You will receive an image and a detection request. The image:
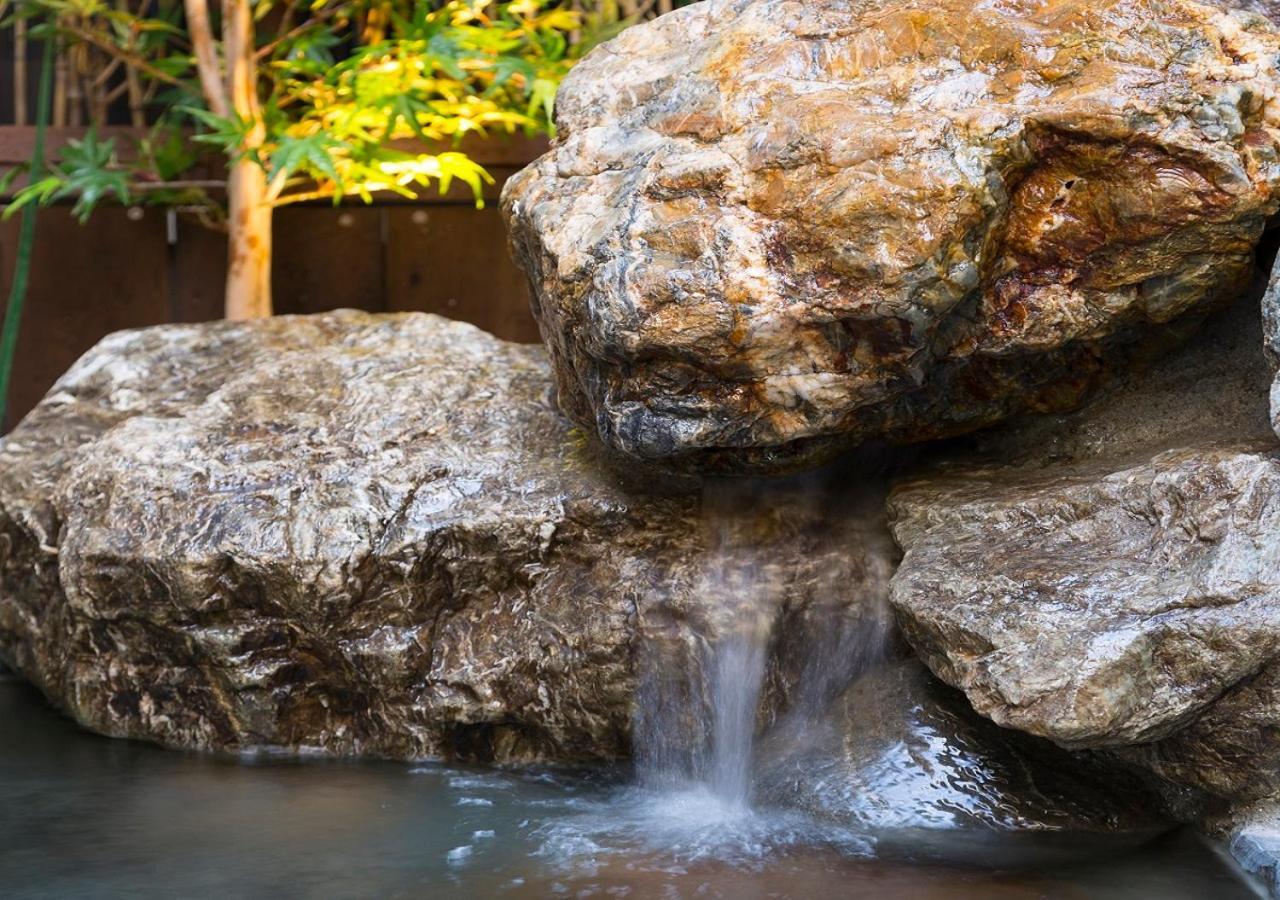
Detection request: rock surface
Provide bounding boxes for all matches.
[887,293,1280,805]
[1226,799,1280,894]
[504,0,1280,472]
[1222,0,1280,23]
[755,658,1169,856]
[0,312,891,763]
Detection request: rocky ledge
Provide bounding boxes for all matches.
[887,269,1280,820]
[0,311,893,763]
[504,0,1280,472]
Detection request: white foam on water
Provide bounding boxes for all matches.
[456,796,495,807]
[447,773,514,791]
[528,782,873,876]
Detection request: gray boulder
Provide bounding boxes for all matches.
[504,0,1280,472]
[887,293,1280,804]
[0,311,891,763]
[1220,0,1280,22]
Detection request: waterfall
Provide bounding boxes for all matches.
[531,468,893,870]
[633,471,893,812]
[633,477,784,808]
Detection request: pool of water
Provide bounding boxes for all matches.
[0,678,1264,899]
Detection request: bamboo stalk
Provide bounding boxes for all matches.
[117,0,147,125]
[124,56,146,125]
[0,17,55,430]
[65,39,85,126]
[53,31,68,126]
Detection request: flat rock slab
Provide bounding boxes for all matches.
[0,312,889,763]
[504,0,1280,472]
[887,296,1280,805]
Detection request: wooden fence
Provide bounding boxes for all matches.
[0,130,546,432]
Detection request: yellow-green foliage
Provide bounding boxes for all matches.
[3,0,597,218]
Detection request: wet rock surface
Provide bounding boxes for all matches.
[504,0,1280,472]
[755,658,1169,855]
[0,312,891,763]
[887,293,1280,805]
[1225,798,1280,894]
[1264,246,1280,433]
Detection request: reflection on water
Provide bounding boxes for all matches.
[0,681,1263,899]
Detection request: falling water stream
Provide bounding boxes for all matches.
[634,478,783,809]
[622,472,897,863]
[706,627,769,808]
[635,477,806,812]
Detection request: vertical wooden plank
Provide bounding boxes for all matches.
[0,19,14,125]
[384,205,540,344]
[0,206,168,430]
[168,213,227,323]
[272,207,384,315]
[0,213,13,430]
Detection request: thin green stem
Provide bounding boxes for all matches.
[0,21,56,430]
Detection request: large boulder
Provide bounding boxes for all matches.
[503,0,1280,472]
[886,292,1280,806]
[0,312,891,763]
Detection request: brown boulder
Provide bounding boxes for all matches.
[504,0,1280,471]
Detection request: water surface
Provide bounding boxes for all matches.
[0,680,1263,899]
